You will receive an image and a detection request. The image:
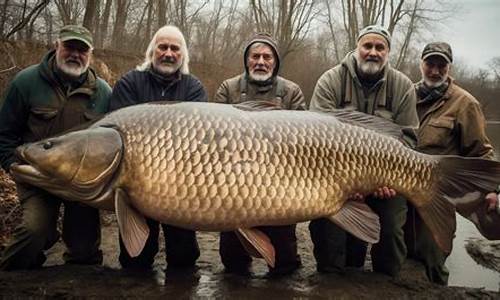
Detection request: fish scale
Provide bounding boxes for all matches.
[13,102,500,254]
[100,103,427,230]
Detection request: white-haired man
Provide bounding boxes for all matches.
[308,25,418,276]
[0,25,111,270]
[110,25,207,271]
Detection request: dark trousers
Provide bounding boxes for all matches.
[309,195,407,276]
[219,224,301,274]
[119,217,200,269]
[404,203,449,285]
[0,184,102,270]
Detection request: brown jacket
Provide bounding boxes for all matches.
[213,74,306,110]
[416,79,494,158]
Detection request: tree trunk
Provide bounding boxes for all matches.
[96,0,112,48]
[83,0,98,33]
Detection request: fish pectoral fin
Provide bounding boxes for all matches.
[114,188,149,257]
[236,228,276,268]
[328,201,380,244]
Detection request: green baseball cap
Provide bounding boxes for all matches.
[59,25,93,48]
[421,42,453,63]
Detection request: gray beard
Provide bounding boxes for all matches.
[56,57,89,78]
[354,51,387,76]
[423,75,448,88]
[153,60,181,75]
[249,71,272,82]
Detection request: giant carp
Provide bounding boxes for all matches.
[10,102,500,266]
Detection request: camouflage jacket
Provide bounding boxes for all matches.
[416,78,494,158]
[309,51,418,127]
[0,50,111,170]
[213,73,306,111]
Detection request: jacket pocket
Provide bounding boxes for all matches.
[419,116,455,148]
[28,107,59,140]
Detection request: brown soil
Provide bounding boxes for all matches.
[1,170,499,299]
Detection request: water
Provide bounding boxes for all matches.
[445,122,500,291]
[447,215,500,291]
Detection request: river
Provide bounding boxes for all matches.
[445,122,500,291]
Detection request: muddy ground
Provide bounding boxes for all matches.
[1,170,499,298]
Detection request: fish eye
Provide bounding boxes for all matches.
[43,141,53,150]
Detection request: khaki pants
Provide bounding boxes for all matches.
[0,183,102,271]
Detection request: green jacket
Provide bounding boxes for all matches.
[0,50,111,170]
[309,51,418,127]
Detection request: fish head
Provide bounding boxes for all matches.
[10,126,122,208]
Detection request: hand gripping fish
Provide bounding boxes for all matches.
[10,102,500,267]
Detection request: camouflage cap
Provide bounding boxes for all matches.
[421,42,453,63]
[357,24,391,48]
[59,25,93,48]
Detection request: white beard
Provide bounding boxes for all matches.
[423,76,447,88]
[355,51,388,76]
[249,71,272,82]
[153,60,182,75]
[56,57,89,78]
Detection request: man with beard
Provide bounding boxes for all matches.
[0,25,111,270]
[110,25,207,271]
[407,42,494,285]
[308,25,418,276]
[213,33,305,275]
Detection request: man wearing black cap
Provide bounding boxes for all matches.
[214,33,305,275]
[308,25,418,276]
[0,25,111,270]
[407,42,494,284]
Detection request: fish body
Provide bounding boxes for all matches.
[11,102,500,259]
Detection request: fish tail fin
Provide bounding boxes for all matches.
[418,156,500,253]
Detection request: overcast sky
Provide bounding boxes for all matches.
[437,0,500,69]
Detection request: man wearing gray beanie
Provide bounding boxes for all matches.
[309,24,418,277]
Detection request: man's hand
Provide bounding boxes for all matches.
[373,186,396,199]
[485,192,500,214]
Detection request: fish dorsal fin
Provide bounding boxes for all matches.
[236,228,276,268]
[324,109,417,148]
[115,188,149,257]
[328,201,380,244]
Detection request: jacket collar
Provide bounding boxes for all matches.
[39,49,97,97]
[342,51,389,92]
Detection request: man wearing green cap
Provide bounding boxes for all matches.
[0,25,111,270]
[308,25,418,276]
[407,42,494,284]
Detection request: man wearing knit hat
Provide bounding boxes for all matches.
[407,42,494,284]
[0,24,111,270]
[308,25,418,276]
[214,33,305,276]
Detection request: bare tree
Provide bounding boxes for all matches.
[3,0,50,39]
[250,0,318,60]
[83,0,98,32]
[321,0,456,69]
[95,0,112,48]
[110,0,131,49]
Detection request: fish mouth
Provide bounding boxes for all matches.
[10,144,120,207]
